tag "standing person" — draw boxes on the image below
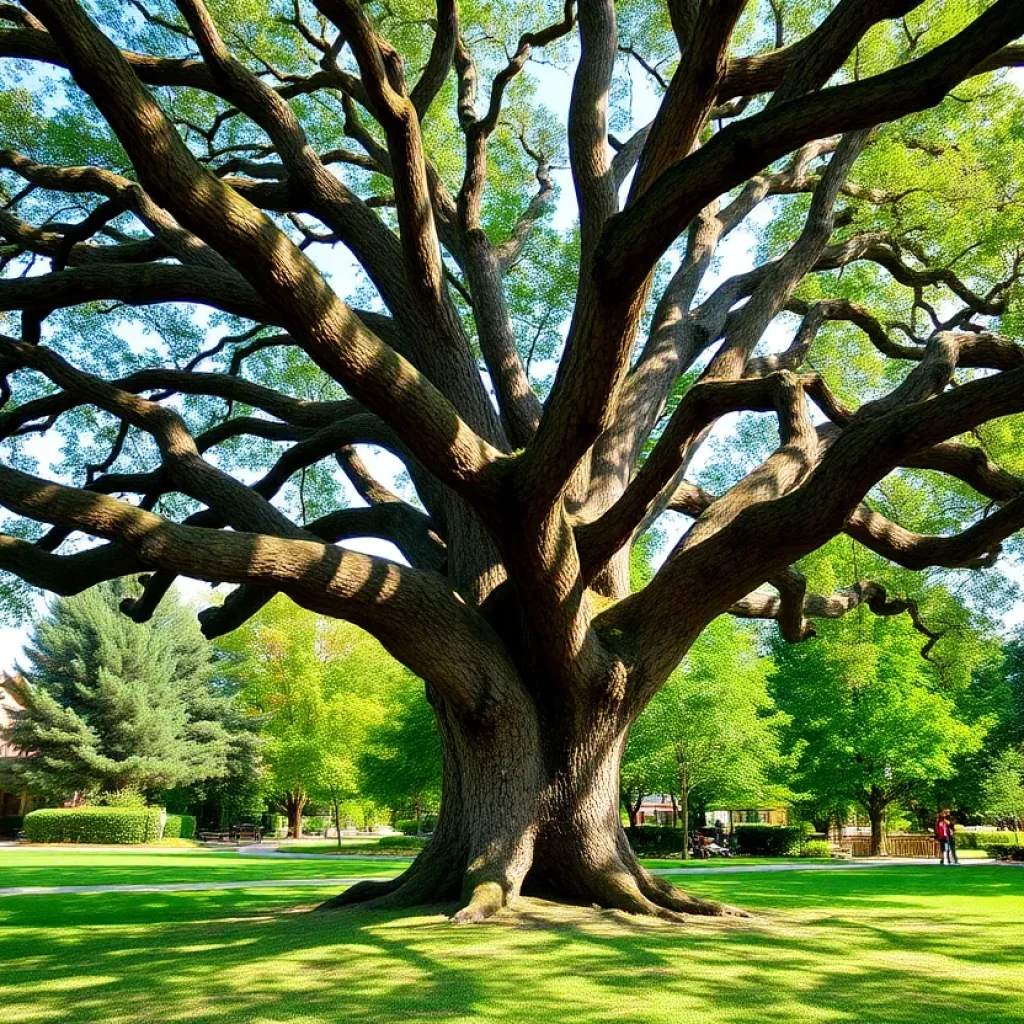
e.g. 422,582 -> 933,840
936,811 -> 958,865
945,812 -> 959,865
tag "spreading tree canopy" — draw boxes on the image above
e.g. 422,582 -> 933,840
0,578 -> 233,798
1,0 -> 1023,920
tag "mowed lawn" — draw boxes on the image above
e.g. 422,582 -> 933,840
0,847 -> 410,888
0,857 -> 1021,1024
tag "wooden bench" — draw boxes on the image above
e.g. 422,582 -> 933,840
197,830 -> 232,843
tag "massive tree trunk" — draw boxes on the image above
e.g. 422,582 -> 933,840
321,688 -> 736,921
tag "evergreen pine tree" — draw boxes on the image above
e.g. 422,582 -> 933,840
0,579 -> 233,799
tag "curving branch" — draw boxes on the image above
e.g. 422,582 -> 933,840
728,579 -> 942,657
21,0 -> 506,504
0,460 -> 516,711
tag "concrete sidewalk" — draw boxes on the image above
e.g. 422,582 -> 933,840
653,857 -> 995,875
0,876 -> 390,897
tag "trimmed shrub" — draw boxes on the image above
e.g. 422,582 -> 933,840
163,814 -> 196,840
625,827 -> 685,857
263,813 -> 287,835
734,824 -> 805,856
24,806 -> 165,844
987,844 -> 1024,861
956,831 -> 1021,850
376,835 -> 429,851
395,818 -> 436,835
798,839 -> 832,858
0,815 -> 23,835
302,815 -> 328,832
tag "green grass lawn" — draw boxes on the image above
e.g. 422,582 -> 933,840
0,862 -> 1020,1023
0,847 -> 410,888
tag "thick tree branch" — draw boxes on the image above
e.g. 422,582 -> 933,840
22,0 -> 506,504
0,462 -> 517,710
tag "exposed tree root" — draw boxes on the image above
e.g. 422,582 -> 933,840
316,876 -> 405,911
451,880 -> 507,924
636,868 -> 752,919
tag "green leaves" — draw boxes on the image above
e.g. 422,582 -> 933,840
216,594 -> 433,813
623,616 -> 790,811
0,579 -> 233,798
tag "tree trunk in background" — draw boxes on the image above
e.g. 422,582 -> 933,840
284,791 -> 307,840
680,775 -> 690,861
867,787 -> 889,857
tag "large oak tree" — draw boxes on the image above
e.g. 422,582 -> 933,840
1,0 -> 1024,921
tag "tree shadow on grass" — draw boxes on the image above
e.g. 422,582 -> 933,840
0,869 -> 1020,1024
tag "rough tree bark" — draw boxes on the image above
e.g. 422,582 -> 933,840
283,791 -> 307,840
866,787 -> 890,857
0,0 -> 1023,924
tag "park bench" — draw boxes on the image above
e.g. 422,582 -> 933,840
230,824 -> 262,843
197,830 -> 232,843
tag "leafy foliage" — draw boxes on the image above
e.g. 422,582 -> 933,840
0,580 -> 233,799
23,806 -> 165,844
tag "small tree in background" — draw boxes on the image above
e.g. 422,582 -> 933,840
622,617 -> 789,856
0,579 -> 232,801
358,687 -> 442,832
981,749 -> 1024,841
770,605 -> 988,855
218,595 -> 424,838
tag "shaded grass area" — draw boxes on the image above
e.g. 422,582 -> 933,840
0,866 -> 1020,1023
0,848 -> 410,888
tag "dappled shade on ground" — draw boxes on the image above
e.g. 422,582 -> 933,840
0,866 -> 1021,1023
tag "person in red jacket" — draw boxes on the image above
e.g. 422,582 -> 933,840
936,811 -> 959,865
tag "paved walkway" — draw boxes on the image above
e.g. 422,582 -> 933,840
654,857 -> 995,875
0,856 -> 1000,897
0,876 -> 390,897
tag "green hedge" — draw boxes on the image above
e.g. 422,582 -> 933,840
799,839 -> 832,858
395,818 -> 436,836
163,814 -> 196,840
625,827 -> 685,857
376,835 -> 429,851
0,815 -> 23,835
986,843 -> 1024,861
956,831 -> 1022,850
734,824 -> 806,856
264,813 -> 286,834
24,807 -> 165,844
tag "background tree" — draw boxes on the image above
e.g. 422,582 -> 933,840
980,748 -> 1024,840
1,0 -> 1024,920
0,579 -> 231,800
622,616 -> 788,855
217,595 -> 421,837
769,564 -> 990,854
357,686 -> 442,831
